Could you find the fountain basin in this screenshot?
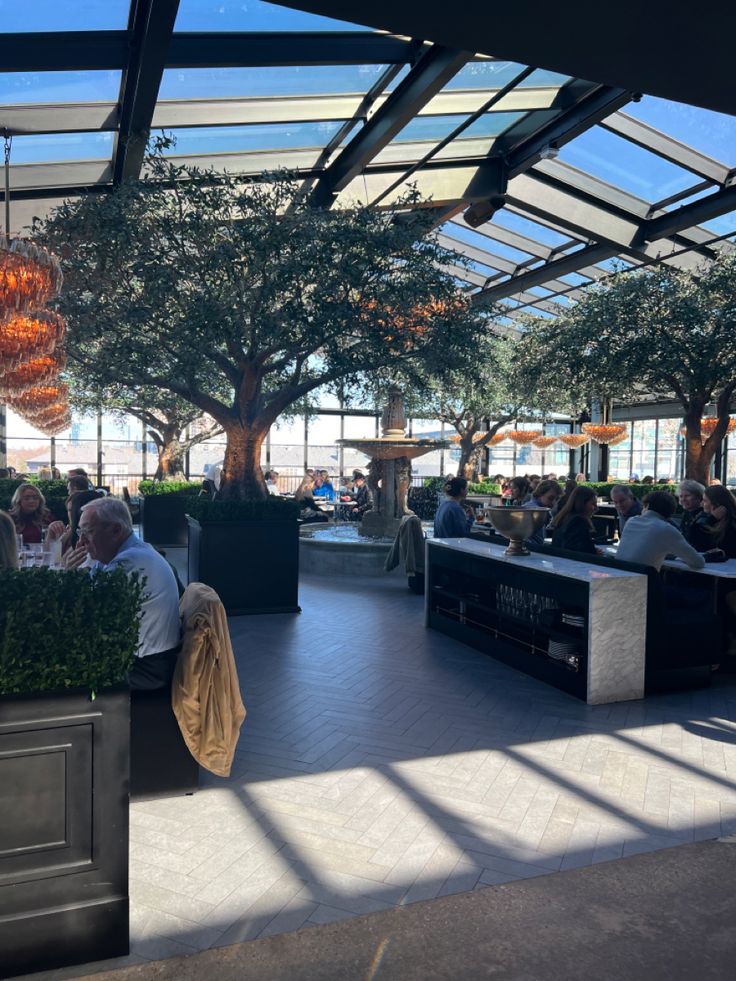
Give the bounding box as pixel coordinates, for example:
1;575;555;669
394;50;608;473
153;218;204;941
299;524;401;577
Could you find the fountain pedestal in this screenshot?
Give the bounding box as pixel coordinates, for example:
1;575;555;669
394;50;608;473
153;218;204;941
337;388;447;539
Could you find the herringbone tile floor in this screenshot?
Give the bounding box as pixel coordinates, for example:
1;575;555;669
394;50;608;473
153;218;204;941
25;569;736;978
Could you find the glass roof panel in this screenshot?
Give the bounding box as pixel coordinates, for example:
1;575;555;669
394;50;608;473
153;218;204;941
446;62;570;90
2;0;130;31
558;271;592;287
701;211;736;237
10;132;113;164
166;121;343;156
175;0;369;32
394;111;523;144
493;210;572;248
442;222;533;264
557;126;697;201
0;71;122;105
626;96;736;166
159;65;389;100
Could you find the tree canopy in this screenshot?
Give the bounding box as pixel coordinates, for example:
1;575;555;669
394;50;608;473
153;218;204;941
35;152;485;498
518;253;736;482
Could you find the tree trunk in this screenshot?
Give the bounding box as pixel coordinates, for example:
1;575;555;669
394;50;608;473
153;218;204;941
457;436;477;480
683;400;710;483
155;441;185;480
218;423;269;500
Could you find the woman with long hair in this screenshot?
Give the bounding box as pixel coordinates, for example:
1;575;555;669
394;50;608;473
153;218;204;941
294;475;328;524
0;511;19;569
8;483;64;545
700;485;736;558
550;485;598;555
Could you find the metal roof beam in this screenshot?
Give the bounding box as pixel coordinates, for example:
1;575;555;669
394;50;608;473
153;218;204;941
602;112;730;185
0;104;119;136
113;0;181;185
641;185;736;244
167;31;420;68
310;44;470;206
447;217;553;259
0;32;129;71
472;244;616;305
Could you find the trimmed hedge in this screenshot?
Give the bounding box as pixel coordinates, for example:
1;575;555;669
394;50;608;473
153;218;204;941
0;477;68;500
0;567;143;696
468;481;502;495
581;482;676;501
185;496;300;523
138;479;202;496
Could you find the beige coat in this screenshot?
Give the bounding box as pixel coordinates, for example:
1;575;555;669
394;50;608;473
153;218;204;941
172;582;246;777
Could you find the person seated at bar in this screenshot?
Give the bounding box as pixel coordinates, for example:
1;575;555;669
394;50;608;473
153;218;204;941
65;497;182;690
348;473;373;521
676;479;709;544
0;511;19;570
508;476;531;506
8;483;65;545
694;485;736;558
522;479;562;546
616;491;707;571
549;486;599;555
264;470;281;495
610;484;643;537
434;476;474;538
294;475;329;524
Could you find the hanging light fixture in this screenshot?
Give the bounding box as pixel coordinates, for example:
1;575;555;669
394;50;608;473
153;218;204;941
0;310;65;373
0;136;62;319
507;429;543;445
449;431;509;445
678;417;736;442
533;435;558;448
0;350;66;396
582;423;628;444
9;381;68;415
558;433;590;449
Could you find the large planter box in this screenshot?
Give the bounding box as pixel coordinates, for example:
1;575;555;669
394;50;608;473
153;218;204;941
141;494;190;547
0;686;130;976
187;515;300;615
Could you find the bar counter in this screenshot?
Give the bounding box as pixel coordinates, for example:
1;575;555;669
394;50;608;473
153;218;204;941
426;538;647;705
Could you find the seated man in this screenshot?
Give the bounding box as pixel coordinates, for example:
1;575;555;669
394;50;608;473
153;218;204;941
616;491;705;572
264;470;281;495
434;476;474;538
522;478;562;547
348;473;372;520
67;497;182;690
610;484;642;537
676;479;709;546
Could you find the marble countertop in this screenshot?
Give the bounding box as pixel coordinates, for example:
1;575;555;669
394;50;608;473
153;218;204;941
428;538;646;584
602;544;736;579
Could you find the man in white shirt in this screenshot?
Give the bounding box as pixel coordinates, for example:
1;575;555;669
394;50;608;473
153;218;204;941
67;497;182;689
616;491;705;572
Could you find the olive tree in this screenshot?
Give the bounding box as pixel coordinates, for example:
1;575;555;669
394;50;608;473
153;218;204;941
35;153;484;499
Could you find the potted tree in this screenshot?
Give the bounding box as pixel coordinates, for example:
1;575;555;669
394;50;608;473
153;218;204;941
138;479;203;548
0;567;142;976
35;150;483;612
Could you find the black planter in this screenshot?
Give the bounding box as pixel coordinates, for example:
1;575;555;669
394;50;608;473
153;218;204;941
187;515;300;615
141;494;190;547
0;686;129;976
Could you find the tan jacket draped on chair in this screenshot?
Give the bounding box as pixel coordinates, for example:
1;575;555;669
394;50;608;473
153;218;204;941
172;582;246;777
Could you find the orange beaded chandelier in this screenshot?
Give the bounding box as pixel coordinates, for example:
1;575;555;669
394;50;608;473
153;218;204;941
0;235;63;316
9;382;68;416
507;430;543;445
0;309;65;372
558;433;590;448
533;435;558;448
582;423;628;444
678;417;736;442
0;350;66;396
450;431;509;445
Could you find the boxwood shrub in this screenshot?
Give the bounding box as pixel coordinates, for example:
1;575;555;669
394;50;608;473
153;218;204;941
138;479;202;496
582;482;676;501
0;567;143;696
468;481;502;495
185;496;300;523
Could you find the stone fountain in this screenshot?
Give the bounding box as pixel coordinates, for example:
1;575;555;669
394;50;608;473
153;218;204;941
337;387;448;539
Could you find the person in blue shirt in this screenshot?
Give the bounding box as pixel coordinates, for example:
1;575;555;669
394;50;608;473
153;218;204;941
312;471;335;501
434;477;474;538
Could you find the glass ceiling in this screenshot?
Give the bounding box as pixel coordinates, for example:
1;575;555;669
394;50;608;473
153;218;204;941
0;0;733;321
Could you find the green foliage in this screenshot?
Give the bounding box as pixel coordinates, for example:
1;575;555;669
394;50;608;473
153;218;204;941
139;480;202;496
34;153;484;499
407;486;439;521
468;482;503;495
582;482;675;501
0;568;142;696
0;478;68;500
422;476;447;492
186;497;300;523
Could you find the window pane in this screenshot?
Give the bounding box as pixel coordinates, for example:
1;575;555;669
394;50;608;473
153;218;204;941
159;65;389;100
626;96;736;166
175;0;368;32
0;71;121;104
165;121;343;156
10;132;113;164
3;0;130;32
